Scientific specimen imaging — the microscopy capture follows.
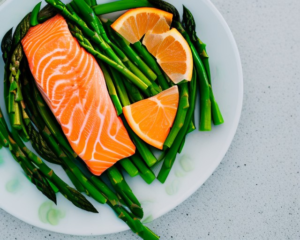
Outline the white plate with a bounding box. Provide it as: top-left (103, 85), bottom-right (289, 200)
top-left (0, 0), bottom-right (243, 236)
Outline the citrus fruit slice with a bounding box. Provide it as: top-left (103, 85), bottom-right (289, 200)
top-left (111, 7), bottom-right (173, 44)
top-left (143, 28), bottom-right (193, 84)
top-left (123, 86), bottom-right (179, 150)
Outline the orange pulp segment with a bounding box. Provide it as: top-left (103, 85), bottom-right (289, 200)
top-left (143, 28), bottom-right (193, 84)
top-left (111, 7), bottom-right (173, 44)
top-left (123, 86), bottom-right (179, 150)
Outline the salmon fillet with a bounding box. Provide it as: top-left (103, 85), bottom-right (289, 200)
top-left (21, 15), bottom-right (136, 175)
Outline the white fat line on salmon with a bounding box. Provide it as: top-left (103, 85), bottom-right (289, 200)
top-left (48, 79), bottom-right (72, 112)
top-left (68, 84), bottom-right (98, 143)
top-left (91, 91), bottom-right (131, 158)
top-left (28, 31), bottom-right (68, 62)
top-left (25, 15), bottom-right (65, 40)
top-left (69, 90), bottom-right (99, 148)
top-left (52, 92), bottom-right (67, 118)
top-left (55, 78), bottom-right (89, 123)
top-left (50, 61), bottom-right (89, 107)
top-left (22, 17), bottom-right (57, 48)
top-left (25, 17), bottom-right (68, 47)
top-left (91, 91), bottom-right (116, 155)
top-left (48, 59), bottom-right (82, 103)
top-left (45, 45), bottom-right (77, 90)
top-left (48, 44), bottom-right (85, 113)
top-left (62, 56), bottom-right (99, 140)
top-left (61, 100), bottom-right (82, 136)
top-left (40, 40), bottom-right (77, 89)
top-left (78, 101), bottom-right (104, 159)
top-left (39, 49), bottom-right (68, 94)
top-left (31, 31), bottom-right (70, 64)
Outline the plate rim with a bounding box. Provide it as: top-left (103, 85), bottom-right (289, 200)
top-left (0, 0), bottom-right (243, 236)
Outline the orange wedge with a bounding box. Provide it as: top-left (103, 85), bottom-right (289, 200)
top-left (123, 86), bottom-right (179, 150)
top-left (111, 7), bottom-right (173, 44)
top-left (143, 28), bottom-right (193, 84)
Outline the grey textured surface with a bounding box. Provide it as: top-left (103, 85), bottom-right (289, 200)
top-left (1, 0), bottom-right (300, 239)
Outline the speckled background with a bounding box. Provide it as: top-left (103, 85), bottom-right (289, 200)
top-left (1, 0), bottom-right (300, 239)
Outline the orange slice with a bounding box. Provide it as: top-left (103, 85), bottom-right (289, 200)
top-left (111, 7), bottom-right (173, 44)
top-left (143, 28), bottom-right (193, 84)
top-left (123, 86), bottom-right (179, 150)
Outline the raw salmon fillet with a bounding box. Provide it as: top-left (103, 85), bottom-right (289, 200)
top-left (21, 15), bottom-right (136, 175)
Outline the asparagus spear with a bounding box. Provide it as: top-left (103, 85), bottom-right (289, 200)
top-left (26, 121), bottom-right (86, 193)
top-left (7, 44), bottom-right (25, 131)
top-left (0, 108), bottom-right (56, 203)
top-left (164, 83), bottom-right (189, 149)
top-left (72, 157), bottom-right (123, 206)
top-left (37, 4), bottom-right (58, 23)
top-left (112, 204), bottom-right (159, 240)
top-left (83, 0), bottom-right (92, 7)
top-left (2, 26), bottom-right (28, 135)
top-left (12, 13), bottom-right (31, 48)
top-left (9, 122), bottom-right (97, 212)
top-left (6, 13), bottom-right (31, 137)
top-left (107, 40), bottom-right (154, 95)
top-left (174, 21), bottom-right (212, 131)
top-left (106, 166), bottom-right (144, 219)
top-left (182, 6), bottom-right (224, 126)
top-left (90, 0), bottom-right (97, 7)
top-left (68, 0), bottom-right (126, 67)
top-left (30, 2), bottom-right (42, 27)
top-left (123, 79), bottom-right (144, 103)
top-left (123, 117), bottom-right (157, 168)
top-left (103, 19), bottom-right (157, 82)
top-left (157, 69), bottom-right (197, 183)
top-left (2, 29), bottom-right (21, 133)
top-left (119, 158), bottom-right (139, 178)
top-left (99, 18), bottom-right (159, 96)
top-left (72, 0), bottom-right (102, 37)
top-left (130, 153), bottom-right (156, 184)
top-left (109, 67), bottom-right (131, 107)
top-left (1, 28), bottom-right (13, 63)
top-left (98, 61), bottom-right (123, 115)
top-left (93, 0), bottom-right (153, 15)
top-left (67, 22), bottom-right (149, 91)
top-left (73, 158), bottom-right (159, 240)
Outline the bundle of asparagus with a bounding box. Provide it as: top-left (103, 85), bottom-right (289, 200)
top-left (0, 0), bottom-right (224, 239)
